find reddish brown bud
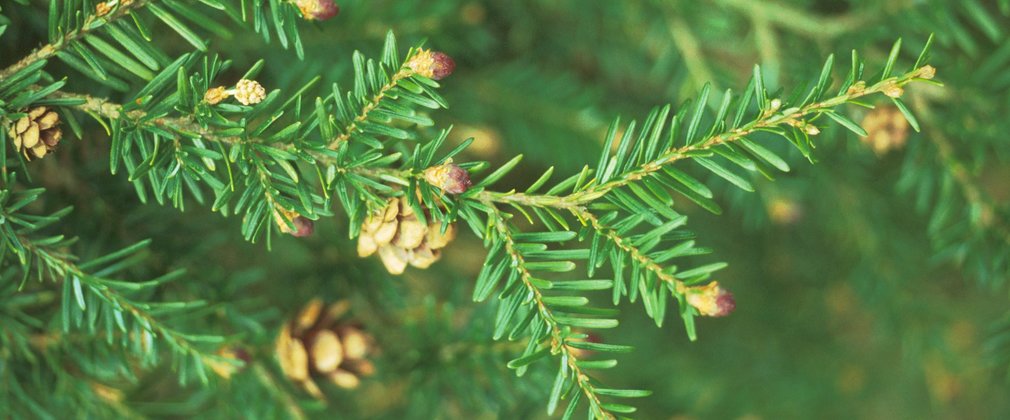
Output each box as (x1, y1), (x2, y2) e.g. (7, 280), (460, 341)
(423, 162), (471, 194)
(429, 51), (455, 80)
(291, 216), (315, 237)
(274, 208), (315, 237)
(407, 49), (456, 80)
(714, 291), (736, 317)
(685, 281), (735, 317)
(296, 0), (339, 21)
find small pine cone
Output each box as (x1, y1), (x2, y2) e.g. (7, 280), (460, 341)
(234, 79), (266, 105)
(423, 161), (471, 194)
(685, 281), (735, 317)
(7, 107), (62, 160)
(295, 0), (339, 21)
(357, 197), (456, 274)
(275, 299), (375, 398)
(406, 49), (455, 80)
(861, 106), (909, 155)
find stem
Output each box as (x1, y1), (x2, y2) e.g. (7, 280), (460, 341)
(570, 207), (688, 293)
(59, 91), (242, 145)
(480, 68), (932, 209)
(487, 209), (615, 420)
(325, 68), (413, 150)
(53, 61), (415, 156)
(0, 0), (154, 80)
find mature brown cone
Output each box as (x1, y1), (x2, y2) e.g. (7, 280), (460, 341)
(7, 107), (62, 160)
(357, 197), (456, 274)
(275, 299), (375, 398)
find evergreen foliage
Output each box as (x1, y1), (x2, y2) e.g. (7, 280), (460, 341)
(1, 0), (1008, 418)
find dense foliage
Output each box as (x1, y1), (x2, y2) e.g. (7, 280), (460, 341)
(1, 0), (1008, 418)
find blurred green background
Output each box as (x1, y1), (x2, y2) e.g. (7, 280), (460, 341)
(5, 0), (1010, 418)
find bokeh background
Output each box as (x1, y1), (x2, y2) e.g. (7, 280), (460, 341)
(4, 0), (1010, 418)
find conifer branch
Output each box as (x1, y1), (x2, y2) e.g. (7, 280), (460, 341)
(2, 10), (965, 414)
(55, 90), (242, 145)
(0, 184), (220, 379)
(0, 0), (151, 80)
(458, 41), (937, 352)
(478, 65), (936, 211)
(486, 209), (617, 420)
(15, 234), (218, 362)
(571, 206), (688, 293)
(325, 67), (414, 150)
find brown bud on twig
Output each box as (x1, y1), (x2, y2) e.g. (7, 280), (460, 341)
(290, 216), (315, 237)
(274, 208), (315, 238)
(295, 0), (339, 21)
(423, 161), (472, 194)
(407, 49), (456, 80)
(685, 281), (735, 317)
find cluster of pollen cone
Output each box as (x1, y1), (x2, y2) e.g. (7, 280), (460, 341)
(357, 197), (456, 275)
(275, 300), (375, 398)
